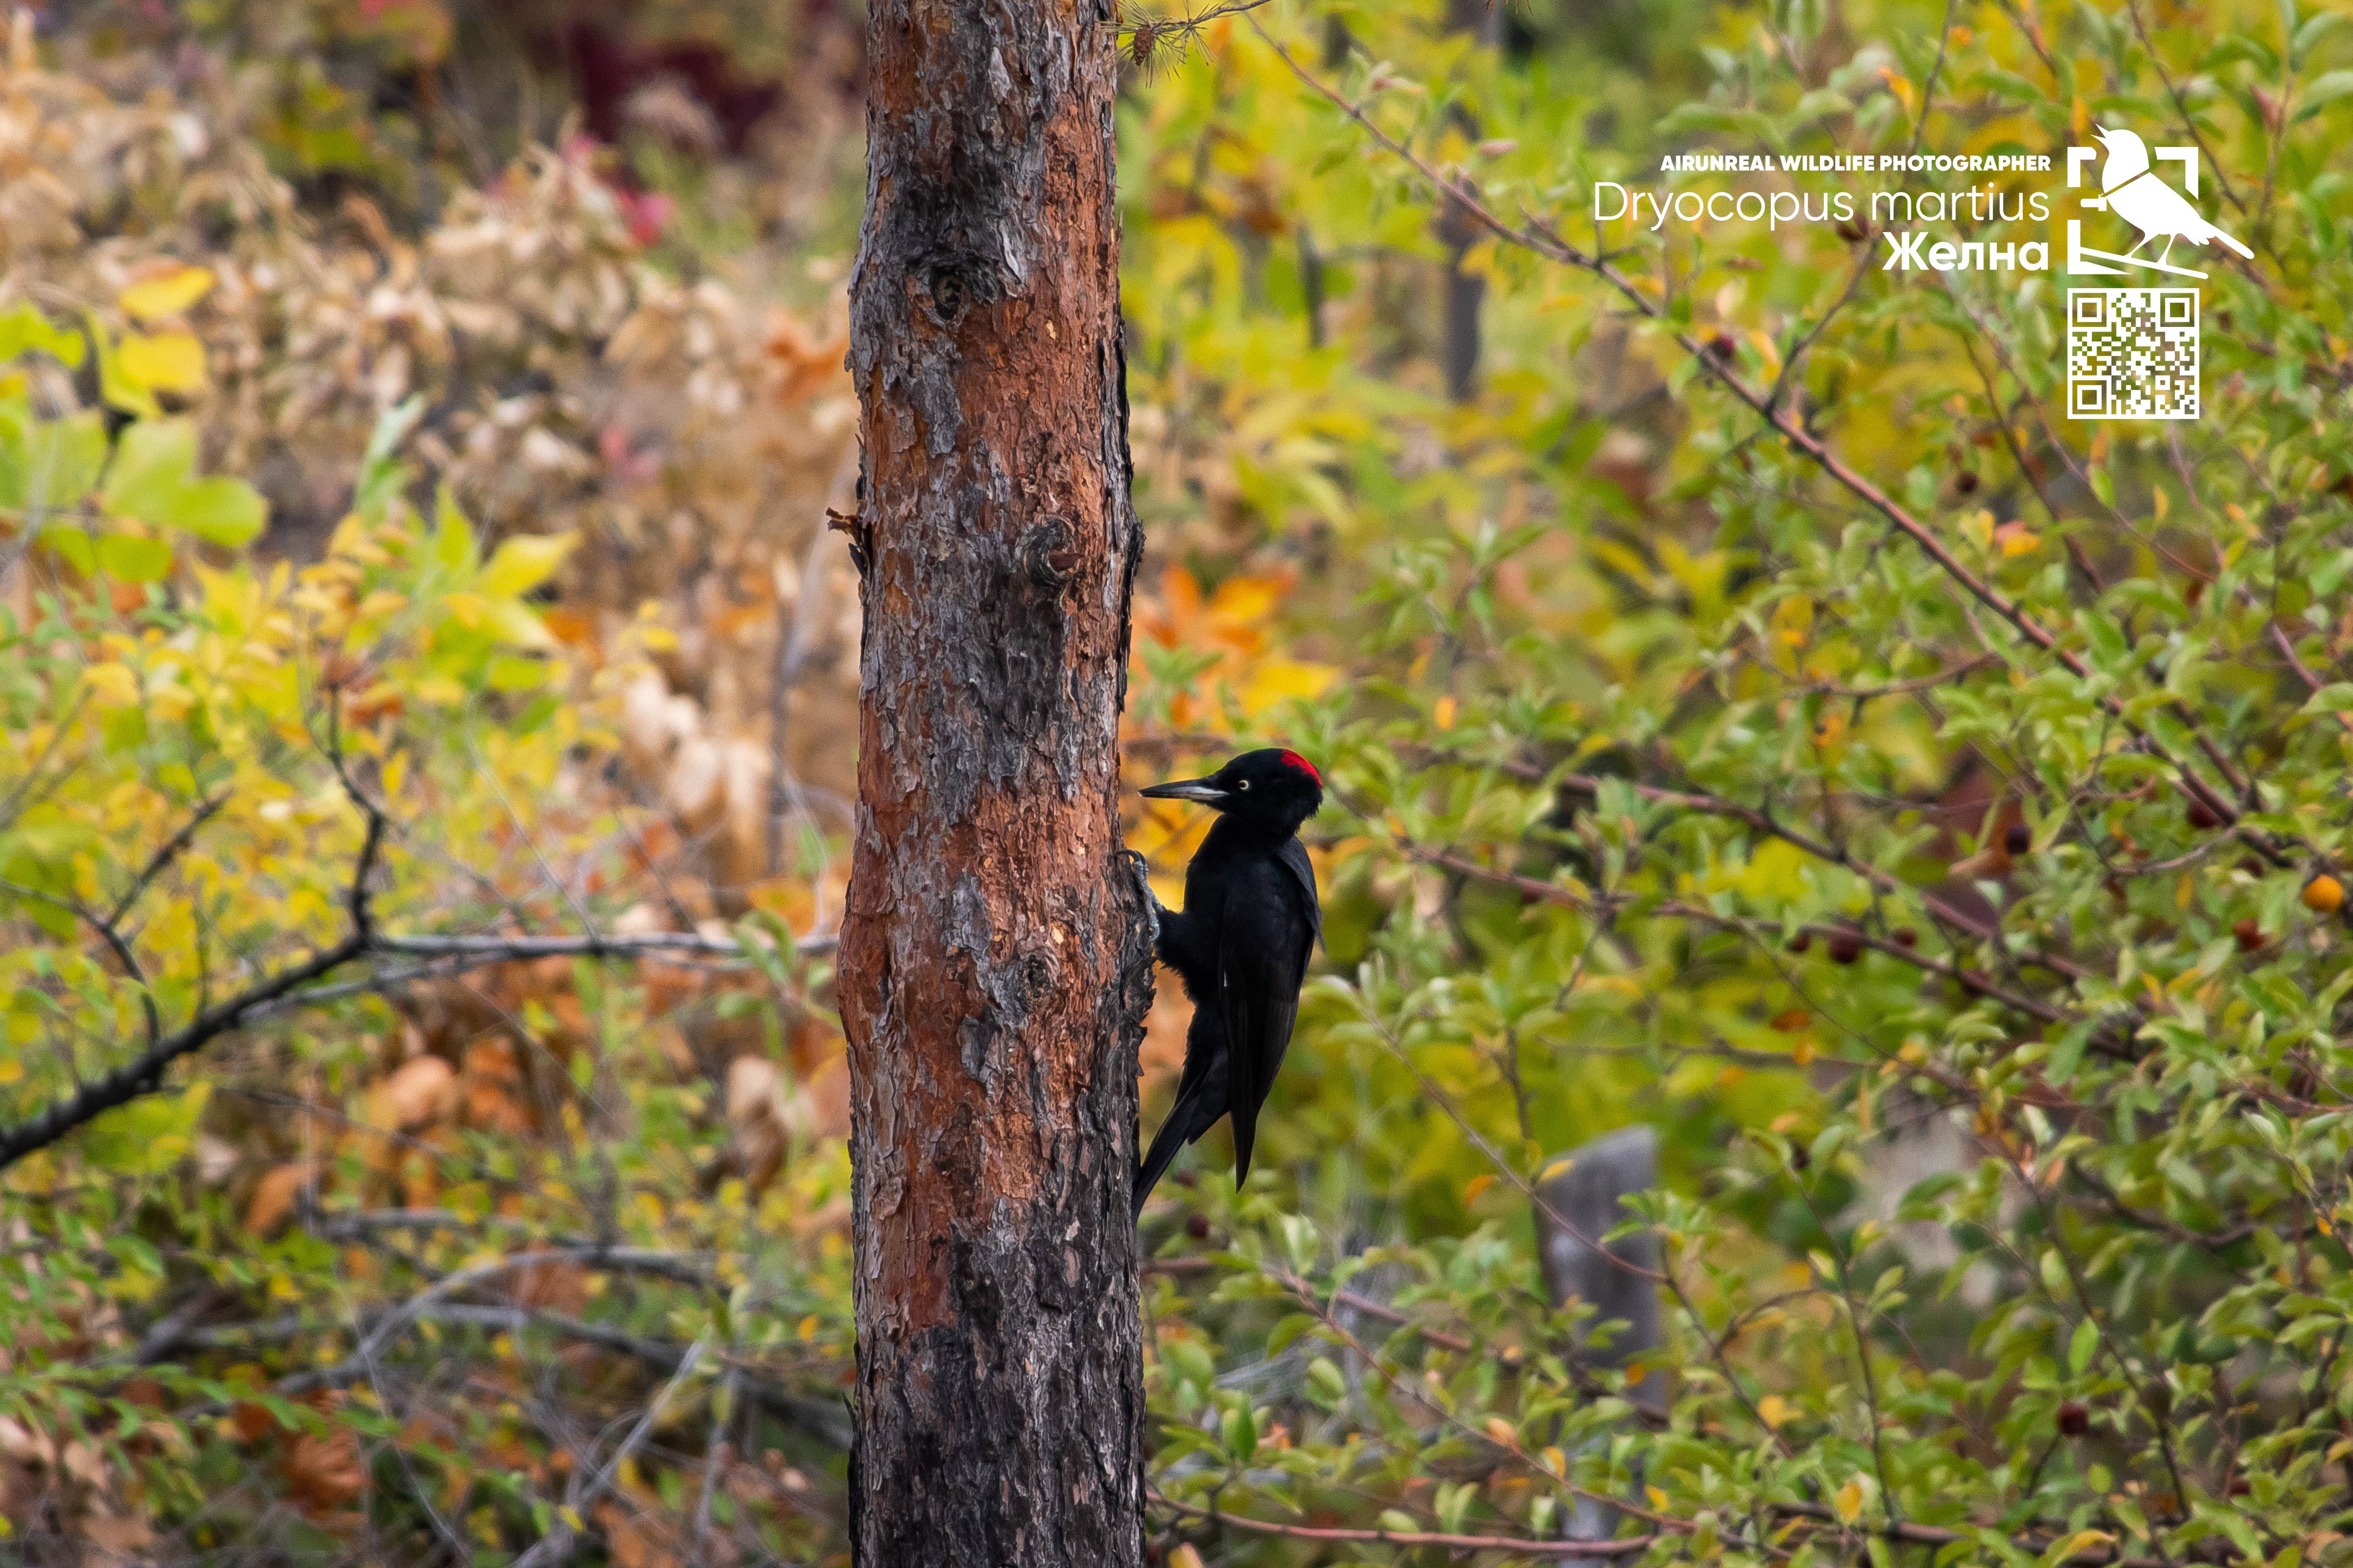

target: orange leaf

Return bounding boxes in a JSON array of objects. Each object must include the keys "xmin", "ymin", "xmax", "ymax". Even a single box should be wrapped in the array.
[
  {"xmin": 244, "ymin": 1161, "xmax": 316, "ymax": 1234},
  {"xmin": 282, "ymin": 1427, "xmax": 367, "ymax": 1515},
  {"xmin": 380, "ymin": 1054, "xmax": 457, "ymax": 1130}
]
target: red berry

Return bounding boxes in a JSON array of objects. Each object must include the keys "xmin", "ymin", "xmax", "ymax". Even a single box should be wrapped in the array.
[
  {"xmin": 1786, "ymin": 930, "xmax": 1813, "ymax": 954},
  {"xmin": 1186, "ymin": 1214, "xmax": 1210, "ymax": 1240},
  {"xmin": 2056, "ymin": 1401, "xmax": 2089, "ymax": 1437},
  {"xmin": 1827, "ymin": 930, "xmax": 1863, "ymax": 965},
  {"xmin": 2003, "ymin": 823, "xmax": 2030, "ymax": 856},
  {"xmin": 2186, "ymin": 800, "xmax": 2220, "ymax": 831},
  {"xmin": 2234, "ymin": 918, "xmax": 2265, "ymax": 953},
  {"xmin": 1891, "ymin": 927, "xmax": 1918, "ymax": 949}
]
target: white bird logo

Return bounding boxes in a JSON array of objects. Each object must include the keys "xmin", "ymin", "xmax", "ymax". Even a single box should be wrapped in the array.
[{"xmin": 2091, "ymin": 126, "xmax": 2253, "ymax": 266}]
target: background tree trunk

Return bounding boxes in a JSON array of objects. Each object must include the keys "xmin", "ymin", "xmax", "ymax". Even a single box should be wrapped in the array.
[
  {"xmin": 838, "ymin": 0, "xmax": 1152, "ymax": 1558},
  {"xmin": 1437, "ymin": 0, "xmax": 1497, "ymax": 402}
]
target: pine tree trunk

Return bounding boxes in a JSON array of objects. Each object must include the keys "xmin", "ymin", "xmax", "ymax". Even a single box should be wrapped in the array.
[{"xmin": 838, "ymin": 0, "xmax": 1151, "ymax": 1556}]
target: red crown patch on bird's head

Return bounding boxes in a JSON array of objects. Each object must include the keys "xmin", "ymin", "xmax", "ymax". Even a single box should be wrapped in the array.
[{"xmin": 1280, "ymin": 750, "xmax": 1320, "ymax": 785}]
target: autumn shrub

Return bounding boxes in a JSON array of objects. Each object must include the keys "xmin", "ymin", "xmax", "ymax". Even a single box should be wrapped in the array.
[
  {"xmin": 0, "ymin": 295, "xmax": 854, "ymax": 1562},
  {"xmin": 1, "ymin": 22, "xmax": 865, "ymax": 900},
  {"xmin": 1117, "ymin": 1, "xmax": 2353, "ymax": 1565}
]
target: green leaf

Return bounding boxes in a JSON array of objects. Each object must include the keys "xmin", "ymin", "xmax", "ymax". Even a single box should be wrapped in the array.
[
  {"xmin": 1265, "ymin": 1312, "xmax": 1316, "ymax": 1357},
  {"xmin": 1222, "ymin": 1399, "xmax": 1258, "ymax": 1463},
  {"xmin": 41, "ymin": 526, "xmax": 97, "ymax": 575},
  {"xmin": 357, "ymin": 393, "xmax": 424, "ymax": 520},
  {"xmin": 432, "ymin": 489, "xmax": 477, "ymax": 573},
  {"xmin": 2296, "ymin": 70, "xmax": 2353, "ymax": 119},
  {"xmin": 1788, "ymin": 88, "xmax": 1851, "ymax": 123},
  {"xmin": 0, "ymin": 406, "xmax": 107, "ymax": 515},
  {"xmin": 96, "ymin": 533, "xmax": 173, "ymax": 583},
  {"xmin": 0, "ymin": 305, "xmax": 86, "ymax": 369},
  {"xmin": 1306, "ymin": 1356, "xmax": 1348, "ymax": 1407},
  {"xmin": 99, "ymin": 419, "xmax": 200, "ymax": 518},
  {"xmin": 2068, "ymin": 1317, "xmax": 2100, "ymax": 1375},
  {"xmin": 1160, "ymin": 1337, "xmax": 1214, "ymax": 1390},
  {"xmin": 2294, "ymin": 10, "xmax": 2347, "ymax": 64},
  {"xmin": 99, "ymin": 419, "xmax": 266, "ymax": 546},
  {"xmin": 163, "ymin": 476, "xmax": 267, "ymax": 547}
]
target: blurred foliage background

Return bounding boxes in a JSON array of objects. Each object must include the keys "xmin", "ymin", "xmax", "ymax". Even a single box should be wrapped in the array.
[{"xmin": 5, "ymin": 0, "xmax": 2353, "ymax": 1563}]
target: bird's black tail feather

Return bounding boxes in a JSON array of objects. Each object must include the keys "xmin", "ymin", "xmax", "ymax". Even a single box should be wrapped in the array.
[{"xmin": 1134, "ymin": 1090, "xmax": 1207, "ymax": 1219}]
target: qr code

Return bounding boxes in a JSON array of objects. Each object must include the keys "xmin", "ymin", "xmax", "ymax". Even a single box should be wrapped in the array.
[{"xmin": 2067, "ymin": 289, "xmax": 2198, "ymax": 420}]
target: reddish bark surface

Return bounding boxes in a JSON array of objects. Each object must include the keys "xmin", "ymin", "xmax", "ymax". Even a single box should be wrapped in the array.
[{"xmin": 837, "ymin": 0, "xmax": 1152, "ymax": 1556}]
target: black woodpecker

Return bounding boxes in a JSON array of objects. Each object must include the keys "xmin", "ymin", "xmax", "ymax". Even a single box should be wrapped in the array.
[{"xmin": 1129, "ymin": 747, "xmax": 1323, "ymax": 1217}]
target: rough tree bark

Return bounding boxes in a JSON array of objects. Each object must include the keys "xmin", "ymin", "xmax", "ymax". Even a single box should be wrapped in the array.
[{"xmin": 837, "ymin": 0, "xmax": 1152, "ymax": 1557}]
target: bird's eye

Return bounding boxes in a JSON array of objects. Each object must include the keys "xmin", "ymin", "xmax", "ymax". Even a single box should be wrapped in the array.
[{"xmin": 1235, "ymin": 779, "xmax": 1251, "ymax": 791}]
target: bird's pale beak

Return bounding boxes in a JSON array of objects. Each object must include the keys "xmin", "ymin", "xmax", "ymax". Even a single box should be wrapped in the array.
[{"xmin": 1140, "ymin": 777, "xmax": 1228, "ymax": 805}]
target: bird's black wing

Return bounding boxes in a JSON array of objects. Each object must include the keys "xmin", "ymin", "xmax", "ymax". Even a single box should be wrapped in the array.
[
  {"xmin": 1217, "ymin": 858, "xmax": 1317, "ymax": 1190},
  {"xmin": 1277, "ymin": 837, "xmax": 1323, "ymax": 952}
]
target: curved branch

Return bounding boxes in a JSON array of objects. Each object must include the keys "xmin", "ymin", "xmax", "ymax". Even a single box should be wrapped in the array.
[
  {"xmin": 1150, "ymin": 1490, "xmax": 1654, "ymax": 1558},
  {"xmin": 1246, "ymin": 17, "xmax": 2293, "ymax": 871}
]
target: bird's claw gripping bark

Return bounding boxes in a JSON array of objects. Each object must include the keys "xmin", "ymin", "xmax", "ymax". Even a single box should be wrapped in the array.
[{"xmin": 1122, "ymin": 848, "xmax": 1161, "ymax": 944}]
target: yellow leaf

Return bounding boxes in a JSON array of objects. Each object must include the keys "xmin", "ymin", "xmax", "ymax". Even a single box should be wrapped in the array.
[
  {"xmin": 117, "ymin": 330, "xmax": 208, "ymax": 393},
  {"xmin": 81, "ymin": 662, "xmax": 142, "ymax": 709},
  {"xmin": 1207, "ymin": 573, "xmax": 1281, "ymax": 626},
  {"xmin": 1646, "ymin": 1486, "xmax": 1669, "ymax": 1511},
  {"xmin": 1240, "ymin": 658, "xmax": 1339, "ymax": 716},
  {"xmin": 1433, "ymin": 695, "xmax": 1457, "ymax": 730},
  {"xmin": 1834, "ymin": 1476, "xmax": 1865, "ymax": 1523},
  {"xmin": 1757, "ymin": 1394, "xmax": 1792, "ymax": 1427},
  {"xmin": 118, "ymin": 266, "xmax": 216, "ymax": 324},
  {"xmin": 479, "ymin": 531, "xmax": 579, "ymax": 598},
  {"xmin": 2053, "ymin": 1529, "xmax": 2115, "ymax": 1560},
  {"xmin": 487, "ymin": 597, "xmax": 557, "ymax": 650},
  {"xmin": 1993, "ymin": 521, "xmax": 2040, "ymax": 557},
  {"xmin": 147, "ymin": 682, "xmax": 194, "ymax": 721},
  {"xmin": 354, "ymin": 588, "xmax": 408, "ymax": 623}
]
